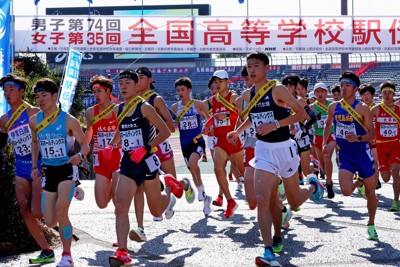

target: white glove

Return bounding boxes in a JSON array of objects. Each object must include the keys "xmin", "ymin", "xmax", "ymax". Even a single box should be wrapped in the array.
[{"xmin": 294, "ymin": 129, "xmax": 304, "ymax": 140}]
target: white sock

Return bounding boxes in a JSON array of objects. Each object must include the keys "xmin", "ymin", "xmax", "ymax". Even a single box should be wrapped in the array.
[{"xmin": 197, "ymin": 184, "xmax": 205, "ymax": 200}]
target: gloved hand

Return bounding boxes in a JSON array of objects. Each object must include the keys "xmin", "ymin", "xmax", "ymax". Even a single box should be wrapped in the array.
[
  {"xmin": 294, "ymin": 129, "xmax": 305, "ymax": 140},
  {"xmin": 129, "ymin": 147, "xmax": 148, "ymax": 163},
  {"xmin": 101, "ymin": 144, "xmax": 113, "ymax": 159}
]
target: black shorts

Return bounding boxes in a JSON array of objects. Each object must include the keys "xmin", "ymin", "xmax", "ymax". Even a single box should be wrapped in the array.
[
  {"xmin": 42, "ymin": 163, "xmax": 73, "ymax": 192},
  {"xmin": 182, "ymin": 139, "xmax": 205, "ymax": 165},
  {"xmin": 119, "ymin": 153, "xmax": 159, "ymax": 187}
]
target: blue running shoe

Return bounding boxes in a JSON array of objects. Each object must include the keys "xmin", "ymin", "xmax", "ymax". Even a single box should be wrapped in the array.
[
  {"xmin": 307, "ymin": 174, "xmax": 325, "ymax": 201},
  {"xmin": 255, "ymin": 249, "xmax": 282, "ymax": 266}
]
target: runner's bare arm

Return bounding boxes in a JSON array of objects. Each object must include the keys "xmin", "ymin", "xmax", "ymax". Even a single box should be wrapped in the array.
[
  {"xmin": 154, "ymin": 96, "xmax": 175, "ymax": 132},
  {"xmin": 323, "ymin": 103, "xmax": 336, "ymax": 146},
  {"xmin": 142, "ymin": 102, "xmax": 171, "ymax": 149},
  {"xmin": 29, "ymin": 115, "xmax": 40, "ymax": 180},
  {"xmin": 274, "ymin": 85, "xmax": 308, "ymax": 127},
  {"xmin": 84, "ymin": 107, "xmax": 94, "ymax": 144},
  {"xmin": 67, "ymin": 115, "xmax": 90, "ymax": 165}
]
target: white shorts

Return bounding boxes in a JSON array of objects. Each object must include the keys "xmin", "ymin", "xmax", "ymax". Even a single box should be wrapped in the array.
[
  {"xmin": 251, "ymin": 139, "xmax": 299, "ymax": 178},
  {"xmin": 207, "ymin": 136, "xmax": 218, "ymax": 150}
]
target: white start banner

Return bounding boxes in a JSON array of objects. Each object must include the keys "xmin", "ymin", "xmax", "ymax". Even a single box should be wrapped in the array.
[{"xmin": 14, "ymin": 15, "xmax": 400, "ymax": 54}]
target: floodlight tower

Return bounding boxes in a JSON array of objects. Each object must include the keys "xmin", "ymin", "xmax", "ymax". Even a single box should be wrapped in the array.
[{"xmin": 341, "ymin": 0, "xmax": 350, "ymax": 72}]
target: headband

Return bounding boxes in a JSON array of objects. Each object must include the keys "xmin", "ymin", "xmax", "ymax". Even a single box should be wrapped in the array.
[
  {"xmin": 3, "ymin": 81, "xmax": 22, "ymax": 89},
  {"xmin": 119, "ymin": 72, "xmax": 137, "ymax": 81},
  {"xmin": 91, "ymin": 83, "xmax": 110, "ymax": 91},
  {"xmin": 339, "ymin": 78, "xmax": 357, "ymax": 87},
  {"xmin": 34, "ymin": 87, "xmax": 47, "ymax": 94},
  {"xmin": 381, "ymin": 87, "xmax": 395, "ymax": 93}
]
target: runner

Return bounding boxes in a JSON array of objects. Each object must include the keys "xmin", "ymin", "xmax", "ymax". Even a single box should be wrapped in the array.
[
  {"xmin": 310, "ymin": 82, "xmax": 336, "ymax": 198},
  {"xmin": 370, "ymin": 81, "xmax": 400, "ymax": 211},
  {"xmin": 360, "ymin": 84, "xmax": 381, "ymax": 190},
  {"xmin": 203, "ymin": 69, "xmax": 243, "ymax": 218},
  {"xmin": 29, "ymin": 78, "xmax": 90, "ymax": 267},
  {"xmin": 0, "ymin": 74, "xmax": 55, "ymax": 264},
  {"xmin": 323, "ymin": 71, "xmax": 379, "ymax": 240},
  {"xmin": 331, "ymin": 85, "xmax": 342, "ymax": 101},
  {"xmin": 282, "ymin": 74, "xmax": 317, "ymax": 184},
  {"xmin": 135, "ymin": 66, "xmax": 192, "ymax": 222},
  {"xmin": 171, "ymin": 77, "xmax": 212, "ymax": 216},
  {"xmin": 85, "ymin": 75, "xmax": 121, "ymax": 209},
  {"xmin": 235, "ymin": 65, "xmax": 257, "ymax": 209},
  {"xmin": 228, "ymin": 52, "xmax": 325, "ymax": 266},
  {"xmin": 107, "ymin": 70, "xmax": 183, "ymax": 266}
]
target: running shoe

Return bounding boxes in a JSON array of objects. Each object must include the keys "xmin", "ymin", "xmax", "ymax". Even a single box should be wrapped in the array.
[
  {"xmin": 212, "ymin": 195, "xmax": 223, "ymax": 207},
  {"xmin": 236, "ymin": 182, "xmax": 243, "ymax": 192},
  {"xmin": 164, "ymin": 174, "xmax": 184, "ymax": 199},
  {"xmin": 56, "ymin": 252, "xmax": 73, "ymax": 267},
  {"xmin": 367, "ymin": 224, "xmax": 379, "ymax": 240},
  {"xmin": 129, "ymin": 227, "xmax": 147, "ymax": 242},
  {"xmin": 29, "ymin": 249, "xmax": 55, "ymax": 264},
  {"xmin": 307, "ymin": 174, "xmax": 325, "ymax": 201},
  {"xmin": 255, "ymin": 249, "xmax": 282, "ymax": 267},
  {"xmin": 357, "ymin": 178, "xmax": 367, "ymax": 200},
  {"xmin": 203, "ymin": 195, "xmax": 212, "ymax": 216},
  {"xmin": 109, "ymin": 248, "xmax": 132, "ymax": 267},
  {"xmin": 390, "ymin": 200, "xmax": 400, "ymax": 212},
  {"xmin": 272, "ymin": 236, "xmax": 283, "ymax": 253},
  {"xmin": 153, "ymin": 216, "xmax": 163, "ymax": 222},
  {"xmin": 326, "ymin": 183, "xmax": 335, "ymax": 199},
  {"xmin": 183, "ymin": 177, "xmax": 196, "ymax": 204},
  {"xmin": 165, "ymin": 195, "xmax": 176, "ymax": 219},
  {"xmin": 278, "ymin": 180, "xmax": 286, "ymax": 201},
  {"xmin": 224, "ymin": 199, "xmax": 238, "ymax": 218},
  {"xmin": 281, "ymin": 206, "xmax": 293, "ymax": 229},
  {"xmin": 73, "ymin": 187, "xmax": 85, "ymax": 201}
]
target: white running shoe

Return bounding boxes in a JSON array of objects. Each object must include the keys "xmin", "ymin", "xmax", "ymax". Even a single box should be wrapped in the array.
[
  {"xmin": 281, "ymin": 206, "xmax": 293, "ymax": 229},
  {"xmin": 152, "ymin": 216, "xmax": 163, "ymax": 222},
  {"xmin": 129, "ymin": 227, "xmax": 147, "ymax": 242},
  {"xmin": 57, "ymin": 253, "xmax": 74, "ymax": 267},
  {"xmin": 165, "ymin": 195, "xmax": 176, "ymax": 219},
  {"xmin": 236, "ymin": 182, "xmax": 243, "ymax": 192},
  {"xmin": 203, "ymin": 195, "xmax": 212, "ymax": 216}
]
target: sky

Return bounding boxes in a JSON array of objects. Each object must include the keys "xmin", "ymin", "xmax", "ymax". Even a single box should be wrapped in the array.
[{"xmin": 12, "ymin": 0, "xmax": 400, "ymax": 17}]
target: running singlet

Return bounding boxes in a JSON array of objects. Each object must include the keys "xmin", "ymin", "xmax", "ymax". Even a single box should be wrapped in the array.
[
  {"xmin": 92, "ymin": 104, "xmax": 118, "ymax": 153},
  {"xmin": 334, "ymin": 99, "xmax": 368, "ymax": 151},
  {"xmin": 374, "ymin": 105, "xmax": 400, "ymax": 141},
  {"xmin": 7, "ymin": 109, "xmax": 32, "ymax": 158},
  {"xmin": 212, "ymin": 91, "xmax": 238, "ymax": 137},
  {"xmin": 37, "ymin": 110, "xmax": 69, "ymax": 166},
  {"xmin": 313, "ymin": 100, "xmax": 334, "ymax": 136},
  {"xmin": 249, "ymin": 85, "xmax": 291, "ymax": 143},
  {"xmin": 118, "ymin": 102, "xmax": 156, "ymax": 153},
  {"xmin": 177, "ymin": 102, "xmax": 202, "ymax": 148}
]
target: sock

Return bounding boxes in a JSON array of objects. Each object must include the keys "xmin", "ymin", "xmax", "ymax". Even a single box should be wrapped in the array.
[
  {"xmin": 197, "ymin": 184, "xmax": 204, "ymax": 196},
  {"xmin": 281, "ymin": 206, "xmax": 287, "ymax": 213},
  {"xmin": 62, "ymin": 251, "xmax": 71, "ymax": 256},
  {"xmin": 272, "ymin": 236, "xmax": 282, "ymax": 244}
]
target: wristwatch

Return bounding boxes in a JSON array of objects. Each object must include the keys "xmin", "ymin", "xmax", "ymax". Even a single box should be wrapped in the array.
[
  {"xmin": 357, "ymin": 135, "xmax": 362, "ymax": 142},
  {"xmin": 77, "ymin": 152, "xmax": 85, "ymax": 160}
]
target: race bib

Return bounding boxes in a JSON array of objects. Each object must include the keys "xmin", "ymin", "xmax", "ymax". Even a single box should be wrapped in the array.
[
  {"xmin": 214, "ymin": 115, "xmax": 230, "ymax": 127},
  {"xmin": 335, "ymin": 122, "xmax": 356, "ymax": 139},
  {"xmin": 317, "ymin": 115, "xmax": 327, "ymax": 128},
  {"xmin": 93, "ymin": 153, "xmax": 99, "ymax": 166},
  {"xmin": 245, "ymin": 124, "xmax": 256, "ymax": 138},
  {"xmin": 121, "ymin": 129, "xmax": 144, "ymax": 151},
  {"xmin": 97, "ymin": 131, "xmax": 115, "ymax": 148},
  {"xmin": 380, "ymin": 124, "xmax": 397, "ymax": 138},
  {"xmin": 9, "ymin": 125, "xmax": 32, "ymax": 157},
  {"xmin": 297, "ymin": 135, "xmax": 310, "ymax": 148},
  {"xmin": 145, "ymin": 154, "xmax": 160, "ymax": 172},
  {"xmin": 40, "ymin": 138, "xmax": 67, "ymax": 159},
  {"xmin": 207, "ymin": 136, "xmax": 217, "ymax": 148},
  {"xmin": 250, "ymin": 111, "xmax": 274, "ymax": 128},
  {"xmin": 179, "ymin": 115, "xmax": 198, "ymax": 130},
  {"xmin": 160, "ymin": 140, "xmax": 172, "ymax": 154}
]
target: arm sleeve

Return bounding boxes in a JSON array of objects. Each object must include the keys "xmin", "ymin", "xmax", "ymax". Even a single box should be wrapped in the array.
[
  {"xmin": 0, "ymin": 132, "xmax": 8, "ymax": 150},
  {"xmin": 303, "ymin": 106, "xmax": 317, "ymax": 130}
]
